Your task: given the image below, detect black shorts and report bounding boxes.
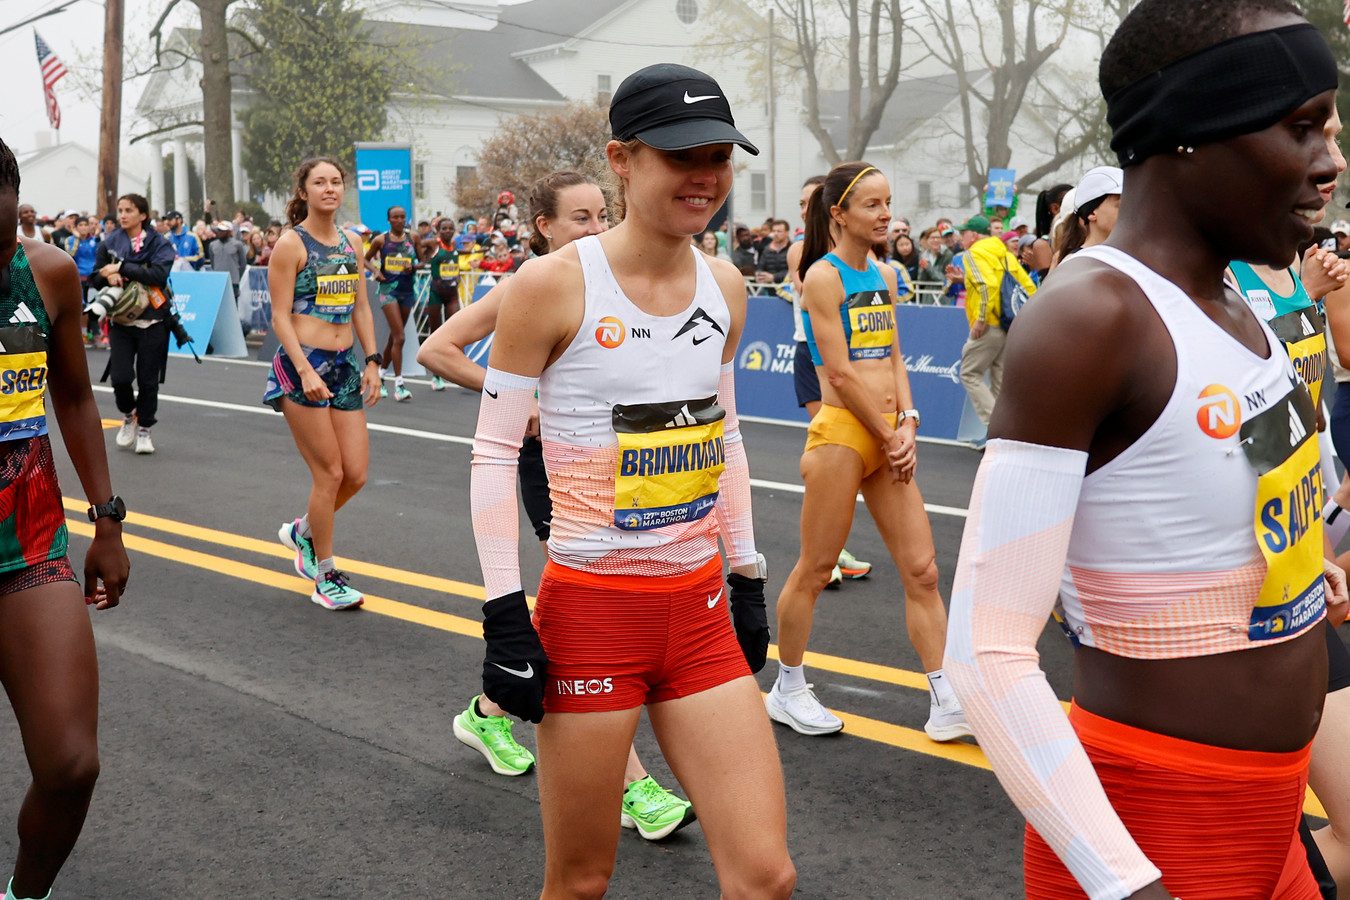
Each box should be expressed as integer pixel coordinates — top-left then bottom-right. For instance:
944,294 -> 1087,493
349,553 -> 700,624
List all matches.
518,435 -> 552,542
0,557 -> 77,595
793,341 -> 821,408
1328,624 -> 1350,694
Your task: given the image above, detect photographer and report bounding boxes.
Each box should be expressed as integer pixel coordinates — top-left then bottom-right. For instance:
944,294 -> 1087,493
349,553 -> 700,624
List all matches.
90,193 -> 176,455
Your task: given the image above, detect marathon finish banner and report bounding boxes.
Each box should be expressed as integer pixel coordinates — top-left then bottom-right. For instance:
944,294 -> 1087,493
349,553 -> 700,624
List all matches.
354,143 -> 414,235
734,297 -> 973,441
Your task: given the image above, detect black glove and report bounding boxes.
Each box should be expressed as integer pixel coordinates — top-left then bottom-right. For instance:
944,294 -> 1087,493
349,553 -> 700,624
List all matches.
728,572 -> 770,673
481,591 -> 549,723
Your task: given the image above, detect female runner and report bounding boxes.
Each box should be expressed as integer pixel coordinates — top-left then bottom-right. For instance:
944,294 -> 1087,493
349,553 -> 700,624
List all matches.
424,217 -> 461,392
421,169 -> 697,840
0,137 -> 130,900
365,205 -> 418,402
468,64 -> 794,897
767,161 -> 969,742
265,157 -> 381,611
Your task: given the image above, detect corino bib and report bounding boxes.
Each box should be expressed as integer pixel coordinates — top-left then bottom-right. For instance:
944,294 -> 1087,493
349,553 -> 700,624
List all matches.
803,253 -> 895,365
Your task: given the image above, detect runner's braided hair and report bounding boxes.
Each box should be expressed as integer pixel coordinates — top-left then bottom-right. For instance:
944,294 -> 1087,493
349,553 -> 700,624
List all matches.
0,137 -> 19,196
1100,0 -> 1304,100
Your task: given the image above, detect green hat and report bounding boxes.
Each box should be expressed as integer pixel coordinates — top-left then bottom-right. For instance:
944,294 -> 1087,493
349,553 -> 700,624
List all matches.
957,215 -> 990,235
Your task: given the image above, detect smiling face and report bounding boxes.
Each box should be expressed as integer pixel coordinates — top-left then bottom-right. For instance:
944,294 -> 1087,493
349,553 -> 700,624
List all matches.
609,141 -> 733,238
829,172 -> 890,250
1313,106 -> 1346,226
303,163 -> 345,217
540,183 -> 608,252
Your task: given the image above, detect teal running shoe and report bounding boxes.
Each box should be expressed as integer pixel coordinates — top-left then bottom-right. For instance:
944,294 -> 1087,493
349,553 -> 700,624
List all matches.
453,695 -> 536,776
620,776 -> 696,841
379,382 -> 388,399
395,385 -> 412,402
277,519 -> 319,580
431,376 -> 448,392
311,570 -> 363,610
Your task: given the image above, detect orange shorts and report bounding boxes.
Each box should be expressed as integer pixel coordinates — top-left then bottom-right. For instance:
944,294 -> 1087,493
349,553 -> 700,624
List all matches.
532,557 -> 750,713
804,404 -> 898,478
1025,703 -> 1318,900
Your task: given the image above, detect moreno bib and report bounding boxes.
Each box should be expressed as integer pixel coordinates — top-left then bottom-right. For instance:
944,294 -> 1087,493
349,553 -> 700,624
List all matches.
314,262 -> 359,317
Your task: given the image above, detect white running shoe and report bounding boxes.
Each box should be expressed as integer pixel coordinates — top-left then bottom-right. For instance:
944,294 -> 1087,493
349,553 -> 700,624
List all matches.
134,427 -> 155,455
765,683 -> 844,735
825,564 -> 843,590
115,415 -> 136,448
925,702 -> 974,742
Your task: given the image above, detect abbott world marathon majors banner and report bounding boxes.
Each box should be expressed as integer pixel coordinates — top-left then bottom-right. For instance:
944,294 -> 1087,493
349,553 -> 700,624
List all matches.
354,142 -> 414,234
734,296 -> 976,442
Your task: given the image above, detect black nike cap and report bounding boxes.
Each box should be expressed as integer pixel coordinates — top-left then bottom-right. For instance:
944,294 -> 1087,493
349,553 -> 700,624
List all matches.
610,63 -> 759,156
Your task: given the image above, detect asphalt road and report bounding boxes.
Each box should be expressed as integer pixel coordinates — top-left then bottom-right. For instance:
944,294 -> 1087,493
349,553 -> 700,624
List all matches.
4,348 -> 1086,899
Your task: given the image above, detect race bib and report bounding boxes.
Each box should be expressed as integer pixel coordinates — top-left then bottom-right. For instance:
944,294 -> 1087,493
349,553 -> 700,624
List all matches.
0,325 -> 49,442
1268,306 -> 1327,407
844,289 -> 894,361
315,262 -> 359,316
1242,382 -> 1326,640
438,262 -> 458,280
384,255 -> 412,274
613,398 -> 726,531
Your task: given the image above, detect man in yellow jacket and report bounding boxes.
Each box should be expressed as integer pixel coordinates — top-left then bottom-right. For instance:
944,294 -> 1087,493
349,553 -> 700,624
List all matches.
958,214 -> 1036,433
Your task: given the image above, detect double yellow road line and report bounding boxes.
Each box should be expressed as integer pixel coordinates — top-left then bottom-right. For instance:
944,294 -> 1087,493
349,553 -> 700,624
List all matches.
61,497 -> 1328,816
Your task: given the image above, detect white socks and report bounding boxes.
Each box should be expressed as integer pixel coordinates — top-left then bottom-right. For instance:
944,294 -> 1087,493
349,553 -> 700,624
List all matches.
394,376 -> 405,388
296,515 -> 311,539
1326,498 -> 1350,549
927,669 -> 958,709
317,556 -> 336,576
776,662 -> 806,693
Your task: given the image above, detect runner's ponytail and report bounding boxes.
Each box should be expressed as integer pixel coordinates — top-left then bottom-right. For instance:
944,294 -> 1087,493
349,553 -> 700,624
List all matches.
799,161 -> 878,280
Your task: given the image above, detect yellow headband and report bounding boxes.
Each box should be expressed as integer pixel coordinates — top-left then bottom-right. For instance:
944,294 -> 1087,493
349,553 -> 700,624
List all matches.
837,167 -> 876,204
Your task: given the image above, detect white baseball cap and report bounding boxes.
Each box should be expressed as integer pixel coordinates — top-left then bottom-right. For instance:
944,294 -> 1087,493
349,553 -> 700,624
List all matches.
1331,219 -> 1350,236
1074,166 -> 1124,214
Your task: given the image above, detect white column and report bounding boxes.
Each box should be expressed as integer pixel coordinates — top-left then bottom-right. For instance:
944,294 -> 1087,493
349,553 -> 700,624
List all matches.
231,125 -> 244,201
149,141 -> 166,214
172,139 -> 189,213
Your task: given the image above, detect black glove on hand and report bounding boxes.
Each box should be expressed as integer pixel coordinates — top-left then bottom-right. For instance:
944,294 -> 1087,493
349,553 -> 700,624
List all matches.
481,591 -> 549,723
728,572 -> 770,674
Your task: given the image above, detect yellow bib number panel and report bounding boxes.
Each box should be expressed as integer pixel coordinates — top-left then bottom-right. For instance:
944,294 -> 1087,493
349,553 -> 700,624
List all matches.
384,255 -> 412,274
1241,383 -> 1326,640
613,398 -> 726,531
314,262 -> 358,317
0,326 -> 49,443
1269,306 -> 1327,407
844,290 -> 894,361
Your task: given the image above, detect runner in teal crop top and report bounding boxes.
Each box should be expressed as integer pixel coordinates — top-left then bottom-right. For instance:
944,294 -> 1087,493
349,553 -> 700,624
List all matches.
801,252 -> 895,365
291,224 -> 360,324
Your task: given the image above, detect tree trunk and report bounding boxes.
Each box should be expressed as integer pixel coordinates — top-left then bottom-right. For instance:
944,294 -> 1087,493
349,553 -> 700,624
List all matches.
194,0 -> 235,211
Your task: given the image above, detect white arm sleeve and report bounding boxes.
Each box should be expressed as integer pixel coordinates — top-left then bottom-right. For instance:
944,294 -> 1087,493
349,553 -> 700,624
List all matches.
470,367 -> 538,600
714,362 -> 757,566
945,439 -> 1162,900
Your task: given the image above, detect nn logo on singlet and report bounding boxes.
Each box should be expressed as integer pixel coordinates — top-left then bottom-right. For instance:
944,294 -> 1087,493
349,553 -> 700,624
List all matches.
1196,384 -> 1241,440
595,316 -> 625,349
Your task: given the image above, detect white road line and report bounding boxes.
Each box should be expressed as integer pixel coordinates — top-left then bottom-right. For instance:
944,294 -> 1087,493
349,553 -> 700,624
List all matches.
94,386 -> 970,517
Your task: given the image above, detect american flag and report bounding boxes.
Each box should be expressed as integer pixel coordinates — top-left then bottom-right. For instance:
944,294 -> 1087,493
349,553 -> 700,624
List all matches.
33,31 -> 66,130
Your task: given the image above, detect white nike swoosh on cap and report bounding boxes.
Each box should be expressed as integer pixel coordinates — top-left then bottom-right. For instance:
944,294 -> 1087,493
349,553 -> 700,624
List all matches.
493,662 -> 534,679
684,92 -> 720,104
707,589 -> 723,608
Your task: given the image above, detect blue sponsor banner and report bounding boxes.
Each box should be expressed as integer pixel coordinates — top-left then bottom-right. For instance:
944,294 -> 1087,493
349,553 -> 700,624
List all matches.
986,168 -> 1017,209
354,143 -> 414,234
734,296 -> 972,441
166,270 -> 248,358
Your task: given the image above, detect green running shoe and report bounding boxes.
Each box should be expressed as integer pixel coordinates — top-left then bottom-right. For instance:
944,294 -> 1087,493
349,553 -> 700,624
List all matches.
620,776 -> 696,841
311,570 -> 364,610
431,376 -> 448,392
277,519 -> 319,580
453,695 -> 536,776
837,547 -> 872,579
379,382 -> 388,398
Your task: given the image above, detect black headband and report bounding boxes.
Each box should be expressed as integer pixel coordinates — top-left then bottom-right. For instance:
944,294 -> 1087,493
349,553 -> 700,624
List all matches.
1107,23 -> 1337,167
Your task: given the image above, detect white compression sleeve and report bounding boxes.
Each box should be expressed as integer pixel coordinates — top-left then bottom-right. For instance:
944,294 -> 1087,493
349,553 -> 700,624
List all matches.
470,367 -> 538,600
945,439 -> 1162,900
714,362 -> 757,566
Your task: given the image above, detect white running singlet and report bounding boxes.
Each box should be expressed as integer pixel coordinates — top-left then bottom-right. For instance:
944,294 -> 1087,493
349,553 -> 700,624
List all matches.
538,235 -> 733,576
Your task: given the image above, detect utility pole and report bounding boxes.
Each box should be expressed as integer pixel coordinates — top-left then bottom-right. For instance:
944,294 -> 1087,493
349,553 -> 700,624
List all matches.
97,0 -> 124,217
767,8 -> 776,219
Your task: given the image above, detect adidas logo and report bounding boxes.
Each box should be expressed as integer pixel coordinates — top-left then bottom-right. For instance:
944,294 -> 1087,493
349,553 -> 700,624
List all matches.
8,302 -> 37,325
870,294 -> 885,306
665,404 -> 697,428
1301,313 -> 1316,336
1290,402 -> 1308,446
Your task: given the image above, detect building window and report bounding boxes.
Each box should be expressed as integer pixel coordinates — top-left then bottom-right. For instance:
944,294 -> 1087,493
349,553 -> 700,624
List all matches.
414,162 -> 426,199
750,172 -> 766,211
457,166 -> 477,192
676,0 -> 698,24
917,181 -> 932,209
596,73 -> 612,107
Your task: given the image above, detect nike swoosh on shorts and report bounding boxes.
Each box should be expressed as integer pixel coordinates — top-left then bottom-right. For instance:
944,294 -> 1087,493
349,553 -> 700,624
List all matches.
493,662 -> 534,679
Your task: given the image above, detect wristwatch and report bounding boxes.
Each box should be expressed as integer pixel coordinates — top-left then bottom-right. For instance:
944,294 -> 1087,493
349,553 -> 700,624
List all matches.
898,408 -> 921,427
364,353 -> 382,367
87,495 -> 126,522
